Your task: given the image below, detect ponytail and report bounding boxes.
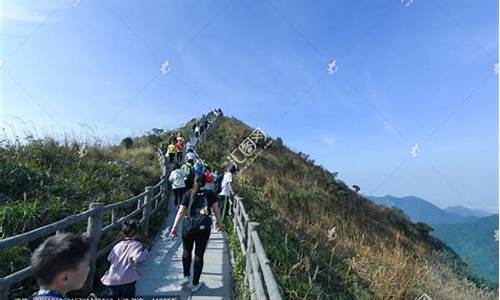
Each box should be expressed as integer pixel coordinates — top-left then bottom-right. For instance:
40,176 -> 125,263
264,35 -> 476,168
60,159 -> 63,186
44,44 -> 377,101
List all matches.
193,174 -> 205,194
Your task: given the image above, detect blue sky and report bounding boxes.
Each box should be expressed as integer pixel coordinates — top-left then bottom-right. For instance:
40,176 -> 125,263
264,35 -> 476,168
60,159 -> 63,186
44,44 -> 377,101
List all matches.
1,0 -> 498,211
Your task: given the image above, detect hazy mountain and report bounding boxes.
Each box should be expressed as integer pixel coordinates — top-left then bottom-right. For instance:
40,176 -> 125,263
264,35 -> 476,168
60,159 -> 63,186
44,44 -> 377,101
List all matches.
433,214 -> 499,285
444,206 -> 495,218
368,195 -> 478,225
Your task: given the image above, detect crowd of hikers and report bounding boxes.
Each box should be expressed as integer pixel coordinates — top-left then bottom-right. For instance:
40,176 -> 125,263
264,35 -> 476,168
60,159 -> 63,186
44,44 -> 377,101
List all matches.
29,108 -> 238,299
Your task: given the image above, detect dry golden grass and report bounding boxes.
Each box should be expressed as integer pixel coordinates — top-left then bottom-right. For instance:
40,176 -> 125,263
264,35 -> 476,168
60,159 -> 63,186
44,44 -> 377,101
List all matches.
198,116 -> 498,299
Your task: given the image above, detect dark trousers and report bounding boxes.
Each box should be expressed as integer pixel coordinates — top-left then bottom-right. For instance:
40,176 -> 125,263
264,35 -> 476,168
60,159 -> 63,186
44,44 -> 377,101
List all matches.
182,223 -> 211,285
218,195 -> 230,218
173,187 -> 185,206
177,152 -> 183,162
104,281 -> 136,299
168,153 -> 175,164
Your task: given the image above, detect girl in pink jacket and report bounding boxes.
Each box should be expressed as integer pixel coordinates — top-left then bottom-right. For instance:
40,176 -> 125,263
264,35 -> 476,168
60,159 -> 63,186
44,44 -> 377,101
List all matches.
101,219 -> 149,298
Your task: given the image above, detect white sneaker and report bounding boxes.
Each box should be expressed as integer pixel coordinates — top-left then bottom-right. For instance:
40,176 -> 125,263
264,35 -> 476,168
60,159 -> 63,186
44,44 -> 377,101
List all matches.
191,282 -> 202,293
179,276 -> 190,286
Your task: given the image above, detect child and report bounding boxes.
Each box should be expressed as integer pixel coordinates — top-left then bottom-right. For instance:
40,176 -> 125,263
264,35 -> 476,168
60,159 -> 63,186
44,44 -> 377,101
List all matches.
30,232 -> 91,300
101,220 -> 149,298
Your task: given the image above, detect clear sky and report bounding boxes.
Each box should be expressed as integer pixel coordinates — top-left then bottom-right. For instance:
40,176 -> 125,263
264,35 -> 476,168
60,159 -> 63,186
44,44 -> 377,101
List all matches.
1,0 -> 498,211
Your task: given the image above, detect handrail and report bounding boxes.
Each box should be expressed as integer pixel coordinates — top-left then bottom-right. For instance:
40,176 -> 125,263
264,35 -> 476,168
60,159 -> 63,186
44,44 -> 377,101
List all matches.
230,196 -> 284,300
0,151 -> 174,299
0,111 -> 232,299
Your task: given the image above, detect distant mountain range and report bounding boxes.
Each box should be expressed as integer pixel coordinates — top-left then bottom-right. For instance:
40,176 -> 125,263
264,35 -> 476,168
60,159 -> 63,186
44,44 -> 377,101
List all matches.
443,206 -> 494,218
368,195 -> 495,225
368,195 -> 498,285
433,214 -> 499,285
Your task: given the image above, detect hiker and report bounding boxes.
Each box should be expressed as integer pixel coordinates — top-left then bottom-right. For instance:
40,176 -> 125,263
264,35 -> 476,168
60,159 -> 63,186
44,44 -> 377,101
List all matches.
176,139 -> 184,162
167,141 -> 176,164
101,219 -> 149,298
169,174 -> 222,293
185,148 -> 196,163
194,125 -> 200,138
182,160 -> 195,190
186,141 -> 195,153
204,119 -> 209,129
194,160 -> 204,175
169,163 -> 186,207
213,170 -> 222,194
218,165 -> 236,221
176,132 -> 185,144
30,232 -> 91,300
204,167 -> 214,191
191,123 -> 196,134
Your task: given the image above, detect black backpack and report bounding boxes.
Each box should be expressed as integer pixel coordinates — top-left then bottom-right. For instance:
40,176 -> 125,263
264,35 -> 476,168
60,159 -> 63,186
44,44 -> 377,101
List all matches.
185,168 -> 195,190
214,175 -> 223,194
183,190 -> 211,232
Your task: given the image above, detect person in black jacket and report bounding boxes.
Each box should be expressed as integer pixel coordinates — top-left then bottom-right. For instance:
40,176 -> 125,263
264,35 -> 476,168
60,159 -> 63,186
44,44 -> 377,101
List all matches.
169,175 -> 222,293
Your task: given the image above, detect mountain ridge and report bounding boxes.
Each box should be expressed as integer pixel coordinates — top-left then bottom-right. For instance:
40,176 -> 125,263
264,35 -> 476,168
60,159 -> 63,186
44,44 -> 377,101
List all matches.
196,115 -> 497,299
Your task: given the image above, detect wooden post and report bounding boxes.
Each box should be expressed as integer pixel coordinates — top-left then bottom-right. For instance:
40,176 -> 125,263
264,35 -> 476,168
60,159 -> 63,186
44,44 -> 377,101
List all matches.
251,253 -> 267,300
136,196 -> 141,210
0,278 -> 11,300
111,208 -> 117,224
141,186 -> 153,236
161,175 -> 168,203
83,202 -> 104,294
233,199 -> 239,238
245,222 -> 259,289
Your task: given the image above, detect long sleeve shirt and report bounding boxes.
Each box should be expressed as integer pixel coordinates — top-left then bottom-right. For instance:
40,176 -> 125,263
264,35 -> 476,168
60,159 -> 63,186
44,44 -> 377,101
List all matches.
100,239 -> 149,286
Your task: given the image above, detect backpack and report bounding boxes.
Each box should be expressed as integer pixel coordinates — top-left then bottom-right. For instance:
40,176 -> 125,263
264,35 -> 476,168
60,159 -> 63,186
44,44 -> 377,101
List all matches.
204,171 -> 214,183
183,190 -> 211,233
214,174 -> 223,194
194,162 -> 204,175
182,163 -> 195,189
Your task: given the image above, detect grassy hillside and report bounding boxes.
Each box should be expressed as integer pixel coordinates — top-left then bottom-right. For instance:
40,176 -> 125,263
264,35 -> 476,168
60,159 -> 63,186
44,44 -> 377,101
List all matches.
0,124 -> 189,296
197,116 -> 498,300
433,214 -> 499,286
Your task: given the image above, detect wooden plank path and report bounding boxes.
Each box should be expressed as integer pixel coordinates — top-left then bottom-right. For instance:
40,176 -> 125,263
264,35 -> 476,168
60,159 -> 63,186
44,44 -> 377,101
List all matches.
136,190 -> 233,300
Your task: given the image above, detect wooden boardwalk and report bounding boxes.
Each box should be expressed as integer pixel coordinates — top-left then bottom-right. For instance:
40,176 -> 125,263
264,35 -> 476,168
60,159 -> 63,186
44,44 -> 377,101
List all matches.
136,191 -> 233,300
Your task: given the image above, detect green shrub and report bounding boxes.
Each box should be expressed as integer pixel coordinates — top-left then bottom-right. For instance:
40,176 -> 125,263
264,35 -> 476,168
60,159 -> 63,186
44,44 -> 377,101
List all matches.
121,137 -> 134,148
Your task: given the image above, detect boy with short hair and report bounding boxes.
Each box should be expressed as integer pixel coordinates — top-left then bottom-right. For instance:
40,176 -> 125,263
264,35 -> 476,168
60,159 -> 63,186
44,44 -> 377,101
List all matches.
30,232 -> 91,300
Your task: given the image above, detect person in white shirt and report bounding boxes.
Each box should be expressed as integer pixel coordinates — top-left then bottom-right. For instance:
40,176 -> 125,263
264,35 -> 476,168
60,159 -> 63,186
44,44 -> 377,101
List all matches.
169,163 -> 186,207
218,165 -> 237,221
194,125 -> 200,138
186,141 -> 195,152
185,149 -> 196,163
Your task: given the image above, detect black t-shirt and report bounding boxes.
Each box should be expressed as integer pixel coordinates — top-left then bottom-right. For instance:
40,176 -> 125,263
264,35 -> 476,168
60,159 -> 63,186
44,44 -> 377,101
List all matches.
181,189 -> 218,216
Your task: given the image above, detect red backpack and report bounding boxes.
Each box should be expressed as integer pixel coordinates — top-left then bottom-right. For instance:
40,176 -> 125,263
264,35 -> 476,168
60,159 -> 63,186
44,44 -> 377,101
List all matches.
204,171 -> 214,183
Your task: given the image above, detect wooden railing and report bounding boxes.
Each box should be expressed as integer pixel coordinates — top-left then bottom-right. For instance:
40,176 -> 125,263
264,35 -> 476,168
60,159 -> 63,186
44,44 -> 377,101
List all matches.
229,195 -> 284,300
0,111 -> 284,300
0,175 -> 170,299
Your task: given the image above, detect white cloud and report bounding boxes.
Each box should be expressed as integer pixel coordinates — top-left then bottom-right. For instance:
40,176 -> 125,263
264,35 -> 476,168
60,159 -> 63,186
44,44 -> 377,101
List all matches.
321,134 -> 335,148
0,4 -> 55,23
